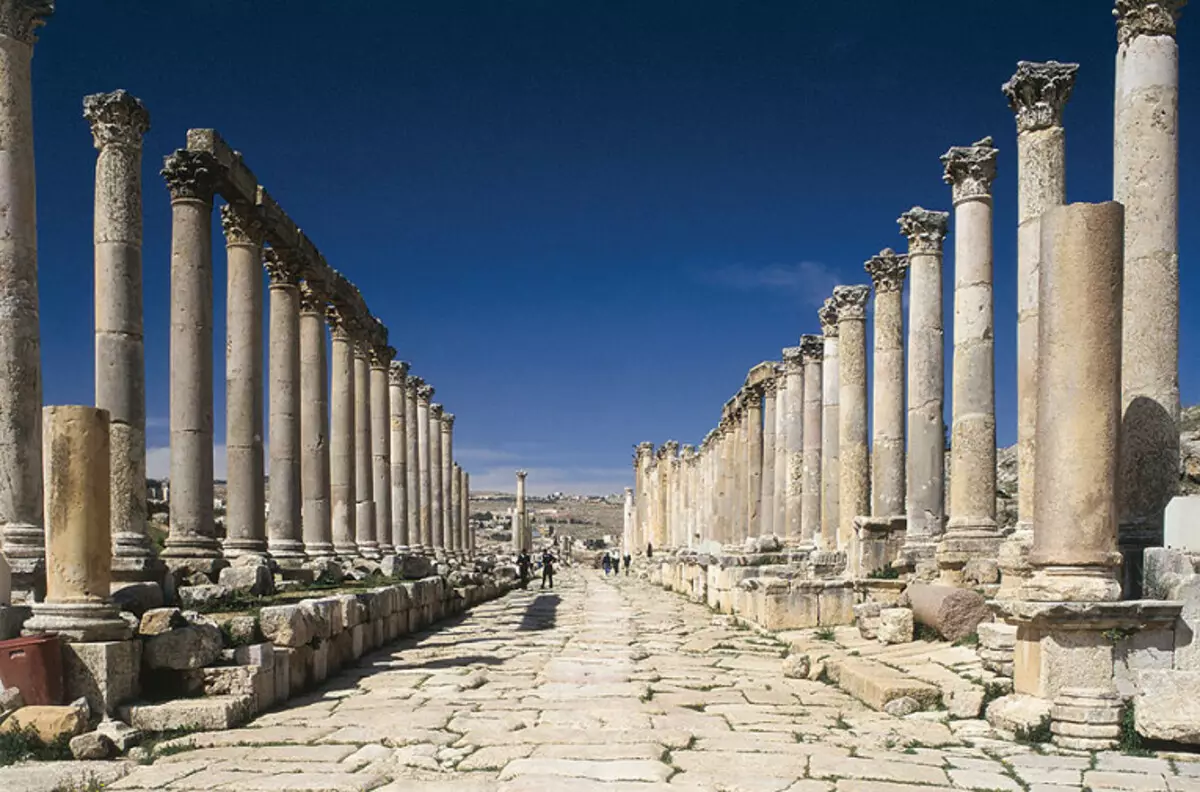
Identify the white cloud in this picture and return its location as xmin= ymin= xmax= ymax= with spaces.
xmin=468 ymin=465 xmax=630 ymax=498
xmin=701 ymin=260 xmax=842 ymax=306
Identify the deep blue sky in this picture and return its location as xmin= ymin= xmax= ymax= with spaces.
xmin=34 ymin=2 xmax=1197 ymax=495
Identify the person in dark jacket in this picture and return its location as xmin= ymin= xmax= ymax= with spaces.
xmin=517 ymin=550 xmax=532 ymax=587
xmin=602 ymin=554 xmax=612 ymax=575
xmin=623 ymin=553 xmax=632 ymax=575
xmin=541 ymin=550 xmax=556 ymax=589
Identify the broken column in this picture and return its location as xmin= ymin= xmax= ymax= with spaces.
xmin=388 ymin=361 xmax=410 ymax=553
xmin=864 ymin=249 xmax=908 ymax=519
xmin=835 ymin=285 xmax=870 ymax=555
xmin=800 ymin=335 xmax=823 ymax=547
xmin=299 ymin=278 xmax=334 ymax=558
xmin=939 ymin=137 xmax=1001 ymax=585
xmin=819 ymin=299 xmax=840 ymax=551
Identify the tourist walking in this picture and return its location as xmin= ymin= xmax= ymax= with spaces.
xmin=602 ymin=554 xmax=612 ymax=575
xmin=517 ymin=550 xmax=532 ymax=588
xmin=624 ymin=553 xmax=632 ymax=575
xmin=541 ymin=549 xmax=556 ymax=589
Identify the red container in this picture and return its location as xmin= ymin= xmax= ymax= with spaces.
xmin=0 ymin=634 xmax=63 ymax=705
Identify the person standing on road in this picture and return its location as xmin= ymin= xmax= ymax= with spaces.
xmin=602 ymin=554 xmax=612 ymax=575
xmin=541 ymin=549 xmax=556 ymax=589
xmin=517 ymin=550 xmax=532 ymax=588
xmin=624 ymin=553 xmax=632 ymax=575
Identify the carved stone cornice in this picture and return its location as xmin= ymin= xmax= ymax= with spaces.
xmin=832 ymin=285 xmax=870 ymax=321
xmin=325 ymin=301 xmax=359 ymax=340
xmin=1115 ymin=0 xmax=1186 ymax=45
xmin=416 ymin=382 xmax=435 ymax=403
xmin=370 ymin=344 xmax=396 ymax=369
xmin=1002 ymin=61 xmax=1079 ymax=133
xmin=865 ymin=248 xmax=909 ymax=293
xmin=818 ymin=297 xmax=839 ymax=337
xmin=942 ymin=136 xmax=999 ymax=202
xmin=800 ymin=334 xmax=825 ymax=362
xmin=162 ymin=149 xmax=219 ymax=203
xmin=0 ymin=0 xmax=53 ymax=45
xmin=782 ymin=346 xmax=804 ymax=374
xmin=83 ymin=90 xmax=149 ymax=150
xmin=742 ymin=388 xmax=763 ymax=410
xmin=442 ymin=412 xmax=455 ymax=429
xmin=299 ymin=278 xmax=328 ymax=314
xmin=389 ymin=360 xmax=410 ymax=386
xmin=898 ymin=206 xmax=950 ymax=255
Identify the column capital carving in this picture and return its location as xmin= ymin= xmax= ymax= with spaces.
xmin=800 ymin=334 xmax=824 ymax=362
xmin=516 ymin=470 xmax=528 ymax=481
xmin=782 ymin=345 xmax=804 ymax=373
xmin=898 ymin=206 xmax=950 ymax=255
xmin=389 ymin=360 xmax=410 ymax=385
xmin=222 ymin=203 xmax=266 ymax=248
xmin=430 ymin=403 xmax=444 ymax=419
xmin=818 ymin=297 xmax=839 ymax=337
xmin=865 ymin=248 xmax=910 ymax=293
xmin=299 ymin=278 xmax=329 ymax=314
xmin=742 ymin=389 xmax=763 ymax=410
xmin=325 ymin=302 xmax=357 ymax=339
xmin=833 ymin=284 xmax=870 ymax=320
xmin=369 ymin=344 xmax=395 ymax=369
xmin=763 ymin=374 xmax=780 ymax=396
xmin=162 ymin=149 xmax=220 ymax=203
xmin=1115 ymin=0 xmax=1185 ymax=45
xmin=83 ymin=90 xmax=149 ymax=150
xmin=442 ymin=412 xmax=455 ymax=429
xmin=636 ymin=441 xmax=655 ymax=459
xmin=942 ymin=136 xmax=999 ymax=202
xmin=1002 ymin=60 xmax=1079 ymax=133
xmin=263 ymin=248 xmax=302 ymax=285
xmin=416 ymin=382 xmax=435 ymax=403
xmin=0 ymin=0 xmax=53 ymax=45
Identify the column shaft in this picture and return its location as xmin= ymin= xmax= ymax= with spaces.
xmin=819 ymin=302 xmax=841 ymax=551
xmin=761 ymin=382 xmax=777 ymax=537
xmin=515 ymin=471 xmax=528 ymax=552
xmin=865 ymin=252 xmax=908 ymax=518
xmin=451 ymin=464 xmax=462 ymax=555
xmin=429 ymin=404 xmax=444 ymax=552
xmin=389 ymin=363 xmax=410 ymax=552
xmin=441 ymin=415 xmax=455 ymax=554
xmin=299 ymin=283 xmax=333 ymax=557
xmin=835 ymin=285 xmax=870 ymax=553
xmin=773 ymin=378 xmax=789 ymax=538
xmin=800 ymin=339 xmax=823 ymax=546
xmin=745 ymin=393 xmax=763 ymax=539
xmin=406 ymin=377 xmax=424 ymax=552
xmin=329 ymin=316 xmax=357 ymax=557
xmin=354 ymin=343 xmax=377 ymax=557
xmin=370 ymin=348 xmax=393 ymax=555
xmin=266 ymin=257 xmax=304 ymax=561
xmin=416 ymin=385 xmax=433 ymax=551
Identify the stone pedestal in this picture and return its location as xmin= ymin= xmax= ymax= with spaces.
xmin=388 ymin=362 xmax=410 ymax=552
xmin=800 ymin=336 xmax=823 ymax=547
xmin=62 ymin=640 xmax=141 ymax=717
xmin=26 ymin=407 xmax=130 ymax=642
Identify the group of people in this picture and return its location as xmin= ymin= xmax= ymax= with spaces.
xmin=516 ymin=548 xmax=557 ymax=590
xmin=601 ymin=551 xmax=631 ymax=576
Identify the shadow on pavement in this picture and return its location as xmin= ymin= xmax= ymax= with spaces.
xmin=518 ymin=593 xmax=560 ymax=631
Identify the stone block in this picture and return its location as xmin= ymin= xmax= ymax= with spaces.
xmin=218 ymin=614 xmax=259 ymax=647
xmin=120 ymin=695 xmax=252 ymax=731
xmin=0 ymin=687 xmax=25 ymax=715
xmin=69 ymin=731 xmax=114 ymax=760
xmin=218 ymin=563 xmax=273 ymax=596
xmin=1165 ymin=495 xmax=1200 ymax=552
xmin=1114 ymin=627 xmax=1175 ymax=697
xmin=0 ymin=702 xmax=88 ymax=742
xmin=177 ymin=584 xmax=233 ymax=609
xmin=399 ymin=554 xmax=434 ymax=580
xmin=331 ymin=630 xmax=353 ymax=668
xmin=287 ymin=645 xmax=313 ymax=695
xmin=311 ymin=642 xmax=329 ymax=684
xmin=349 ymin=624 xmax=366 ymax=659
xmin=139 ymin=607 xmax=185 ymax=636
xmin=985 ymin=693 xmax=1052 ymax=734
xmin=298 ymin=598 xmax=337 ymax=640
xmin=337 ymin=594 xmax=365 ymax=629
xmin=1173 ymin=576 xmax=1200 ymax=672
xmin=372 ymin=617 xmax=384 ymax=649
xmin=94 ymin=717 xmax=143 ymax=753
xmin=233 ymin=641 xmax=274 ymax=668
xmin=877 ymin=608 xmax=914 ymax=644
xmin=111 ymin=582 xmax=164 ymax=618
xmin=62 ymin=640 xmax=141 ymax=716
xmin=817 ymin=584 xmax=855 ymax=626
xmin=829 ymin=656 xmax=940 ymax=711
xmin=1134 ymin=669 xmax=1200 ymax=744
xmin=143 ymin=624 xmax=223 ymax=670
xmin=273 ymin=647 xmax=291 ymax=704
xmin=201 ymin=665 xmax=260 ymax=700
xmin=259 ymin=604 xmax=313 ymax=647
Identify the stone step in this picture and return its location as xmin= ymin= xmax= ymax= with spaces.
xmin=825 ymin=655 xmax=941 ymax=711
xmin=120 ymin=694 xmax=253 ymax=732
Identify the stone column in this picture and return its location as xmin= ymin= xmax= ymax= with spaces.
xmin=761 ymin=378 xmax=778 ymax=538
xmin=415 ymin=382 xmax=434 ymax=552
xmin=451 ymin=463 xmax=462 ymax=558
xmin=86 ymin=90 xmax=157 ymax=581
xmin=162 ymin=149 xmax=222 ymax=570
xmin=327 ymin=305 xmax=357 ymax=558
xmin=999 ymin=61 xmax=1077 ymax=593
xmin=733 ymin=406 xmax=747 ymax=542
xmin=939 ymin=138 xmax=1001 ymax=584
xmin=773 ymin=370 xmax=789 ymax=539
xmin=1025 ymin=202 xmax=1125 ymax=601
xmin=441 ymin=412 xmax=455 ymax=555
xmin=679 ymin=447 xmax=693 ymax=546
xmin=221 ymin=203 xmax=267 ymax=559
xmin=388 ymin=361 xmax=410 ymax=553
xmin=819 ymin=299 xmax=840 ymax=551
xmin=299 ymin=279 xmax=333 ymax=557
xmin=715 ymin=424 xmax=730 ymax=544
xmin=464 ymin=471 xmax=473 ymax=556
xmin=779 ymin=349 xmax=804 ymax=541
xmin=406 ymin=376 xmax=424 ymax=552
xmin=264 ymin=250 xmax=304 ymax=563
xmin=635 ymin=442 xmax=654 ymax=551
xmin=865 ymin=249 xmax=909 ymax=519
xmin=1115 ymin=1 xmax=1183 ymax=585
xmin=429 ymin=403 xmax=444 ymax=553
xmin=353 ymin=338 xmax=378 ymax=558
xmin=25 ymin=406 xmax=130 ymax=641
xmin=835 ymin=285 xmax=870 ymax=553
xmin=744 ymin=391 xmax=764 ymax=540
xmin=800 ymin=335 xmax=823 ymax=547
xmin=623 ymin=486 xmax=634 ymax=553
xmin=899 ymin=207 xmax=950 ymax=571
xmin=370 ymin=342 xmax=394 ymax=556
xmin=515 ymin=470 xmax=528 ymax=552
xmin=0 ymin=3 xmax=53 ymax=594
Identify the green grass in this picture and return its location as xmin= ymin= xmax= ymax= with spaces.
xmin=1014 ymin=716 xmax=1053 ymax=745
xmin=814 ymin=628 xmax=836 ymax=641
xmin=866 ymin=566 xmax=901 ymax=580
xmin=0 ymin=727 xmax=74 ymax=766
xmin=1119 ymin=702 xmax=1152 ymax=756
xmin=953 ymin=632 xmax=980 ymax=647
xmin=915 ymin=623 xmax=941 ymax=642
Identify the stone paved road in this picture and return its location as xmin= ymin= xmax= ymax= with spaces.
xmin=6 ymin=567 xmax=1200 ymax=791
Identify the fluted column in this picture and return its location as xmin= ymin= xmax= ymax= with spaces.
xmin=819 ymin=300 xmax=840 ymax=551
xmin=441 ymin=412 xmax=456 ymax=555
xmin=162 ymin=150 xmax=221 ymax=569
xmin=353 ymin=338 xmax=378 ymax=558
xmin=328 ymin=305 xmax=357 ymax=558
xmin=761 ymin=378 xmax=778 ymax=538
xmin=416 ymin=382 xmax=434 ymax=552
xmin=370 ymin=342 xmax=394 ymax=555
xmin=835 ymin=285 xmax=870 ymax=554
xmin=299 ymin=279 xmax=333 ymax=557
xmin=1115 ymin=0 xmax=1183 ymax=583
xmin=899 ymin=207 xmax=950 ymax=572
xmin=865 ymin=250 xmax=908 ymax=519
xmin=389 ymin=362 xmax=410 ymax=553
xmin=429 ymin=403 xmax=444 ymax=553
xmin=87 ymin=90 xmax=157 ymax=581
xmin=407 ymin=376 xmax=424 ymax=552
xmin=800 ymin=336 xmax=823 ymax=547
xmin=998 ymin=60 xmax=1077 ymax=595
xmin=265 ymin=250 xmax=304 ymax=562
xmin=940 ymin=138 xmax=1001 ymax=584
xmin=0 ymin=3 xmax=54 ymax=594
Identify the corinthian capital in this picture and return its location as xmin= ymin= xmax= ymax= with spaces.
xmin=370 ymin=344 xmax=396 ymax=368
xmin=83 ymin=90 xmax=149 ymax=150
xmin=0 ymin=0 xmax=53 ymax=45
xmin=442 ymin=412 xmax=456 ymax=429
xmin=430 ymin=403 xmax=444 ymax=419
xmin=898 ymin=206 xmax=950 ymax=255
xmin=800 ymin=334 xmax=824 ymax=362
xmin=782 ymin=346 xmax=803 ymax=374
xmin=389 ymin=360 xmax=410 ymax=386
xmin=1002 ymin=61 xmax=1079 ymax=133
xmin=263 ymin=248 xmax=302 ymax=286
xmin=1115 ymin=0 xmax=1186 ymax=45
xmin=416 ymin=383 xmax=435 ymax=402
xmin=832 ymin=284 xmax=870 ymax=321
xmin=942 ymin=137 xmax=999 ymax=202
xmin=299 ymin=278 xmax=329 ymax=314
xmin=818 ymin=297 xmax=839 ymax=337
xmin=222 ymin=203 xmax=265 ymax=247
xmin=865 ymin=248 xmax=909 ymax=293
xmin=162 ymin=149 xmax=219 ymax=202
xmin=324 ymin=302 xmax=357 ymax=339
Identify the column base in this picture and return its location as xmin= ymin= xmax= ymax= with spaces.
xmin=1019 ymin=564 xmax=1122 ymax=603
xmin=223 ymin=539 xmax=269 ymax=559
xmin=3 ymin=523 xmax=45 ymax=603
xmin=25 ymin=601 xmax=133 ymax=642
xmin=897 ymin=539 xmax=939 ymax=580
xmin=268 ymin=539 xmax=307 ymax=564
xmin=111 ymin=555 xmax=166 ymax=585
xmin=62 ymin=640 xmax=142 ymax=717
xmin=302 ymin=542 xmax=336 ymax=559
xmin=379 ymin=543 xmax=395 ymax=556
xmin=357 ymin=542 xmax=382 ymax=560
xmin=1051 ymin=687 xmax=1121 ymax=751
xmin=937 ymin=523 xmax=1003 ymax=586
xmin=333 ymin=542 xmax=359 ymax=559
xmin=162 ymin=534 xmax=223 ymax=559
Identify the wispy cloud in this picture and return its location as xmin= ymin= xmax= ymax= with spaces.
xmin=470 ymin=465 xmax=629 ymax=498
xmin=700 ymin=261 xmax=842 ymax=306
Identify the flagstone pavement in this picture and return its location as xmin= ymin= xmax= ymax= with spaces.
xmin=5 ymin=566 xmax=1199 ymax=791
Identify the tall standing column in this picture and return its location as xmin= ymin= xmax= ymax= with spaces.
xmin=940 ymin=138 xmax=1001 ymax=584
xmin=800 ymin=336 xmax=824 ymax=547
xmin=370 ymin=342 xmax=394 ymax=556
xmin=1115 ymin=1 xmax=1183 ymax=589
xmin=635 ymin=442 xmax=653 ymax=551
xmin=999 ymin=60 xmax=1077 ymax=595
xmin=162 ymin=150 xmax=222 ymax=570
xmin=780 ymin=349 xmax=804 ymax=541
xmin=744 ymin=390 xmax=764 ymax=539
xmin=899 ymin=207 xmax=950 ymax=573
xmin=451 ymin=463 xmax=462 ymax=558
xmin=299 ymin=279 xmax=333 ymax=557
xmin=464 ymin=471 xmax=473 ymax=556
xmin=354 ymin=338 xmax=378 ymax=558
xmin=515 ymin=470 xmax=528 ymax=552
xmin=389 ymin=362 xmax=410 ymax=553
xmin=406 ymin=376 xmax=424 ymax=553
xmin=761 ymin=378 xmax=778 ymax=538
xmin=732 ymin=407 xmax=746 ymax=542
xmin=328 ymin=305 xmax=357 ymax=558
xmin=429 ymin=403 xmax=445 ymax=554
xmin=659 ymin=442 xmax=677 ymax=548
xmin=415 ymin=382 xmax=434 ymax=552
xmin=264 ymin=251 xmax=304 ymax=563
xmin=835 ymin=285 xmax=870 ymax=554
xmin=715 ymin=423 xmax=731 ymax=544
xmin=773 ymin=370 xmax=789 ymax=538
xmin=623 ymin=486 xmax=634 ymax=553
xmin=441 ymin=413 xmax=456 ymax=555
xmin=87 ymin=90 xmax=157 ymax=581
xmin=819 ymin=300 xmax=841 ymax=551
xmin=222 ymin=203 xmax=267 ymax=559
xmin=0 ymin=3 xmax=54 ymax=597
xmin=865 ymin=249 xmax=909 ymax=518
